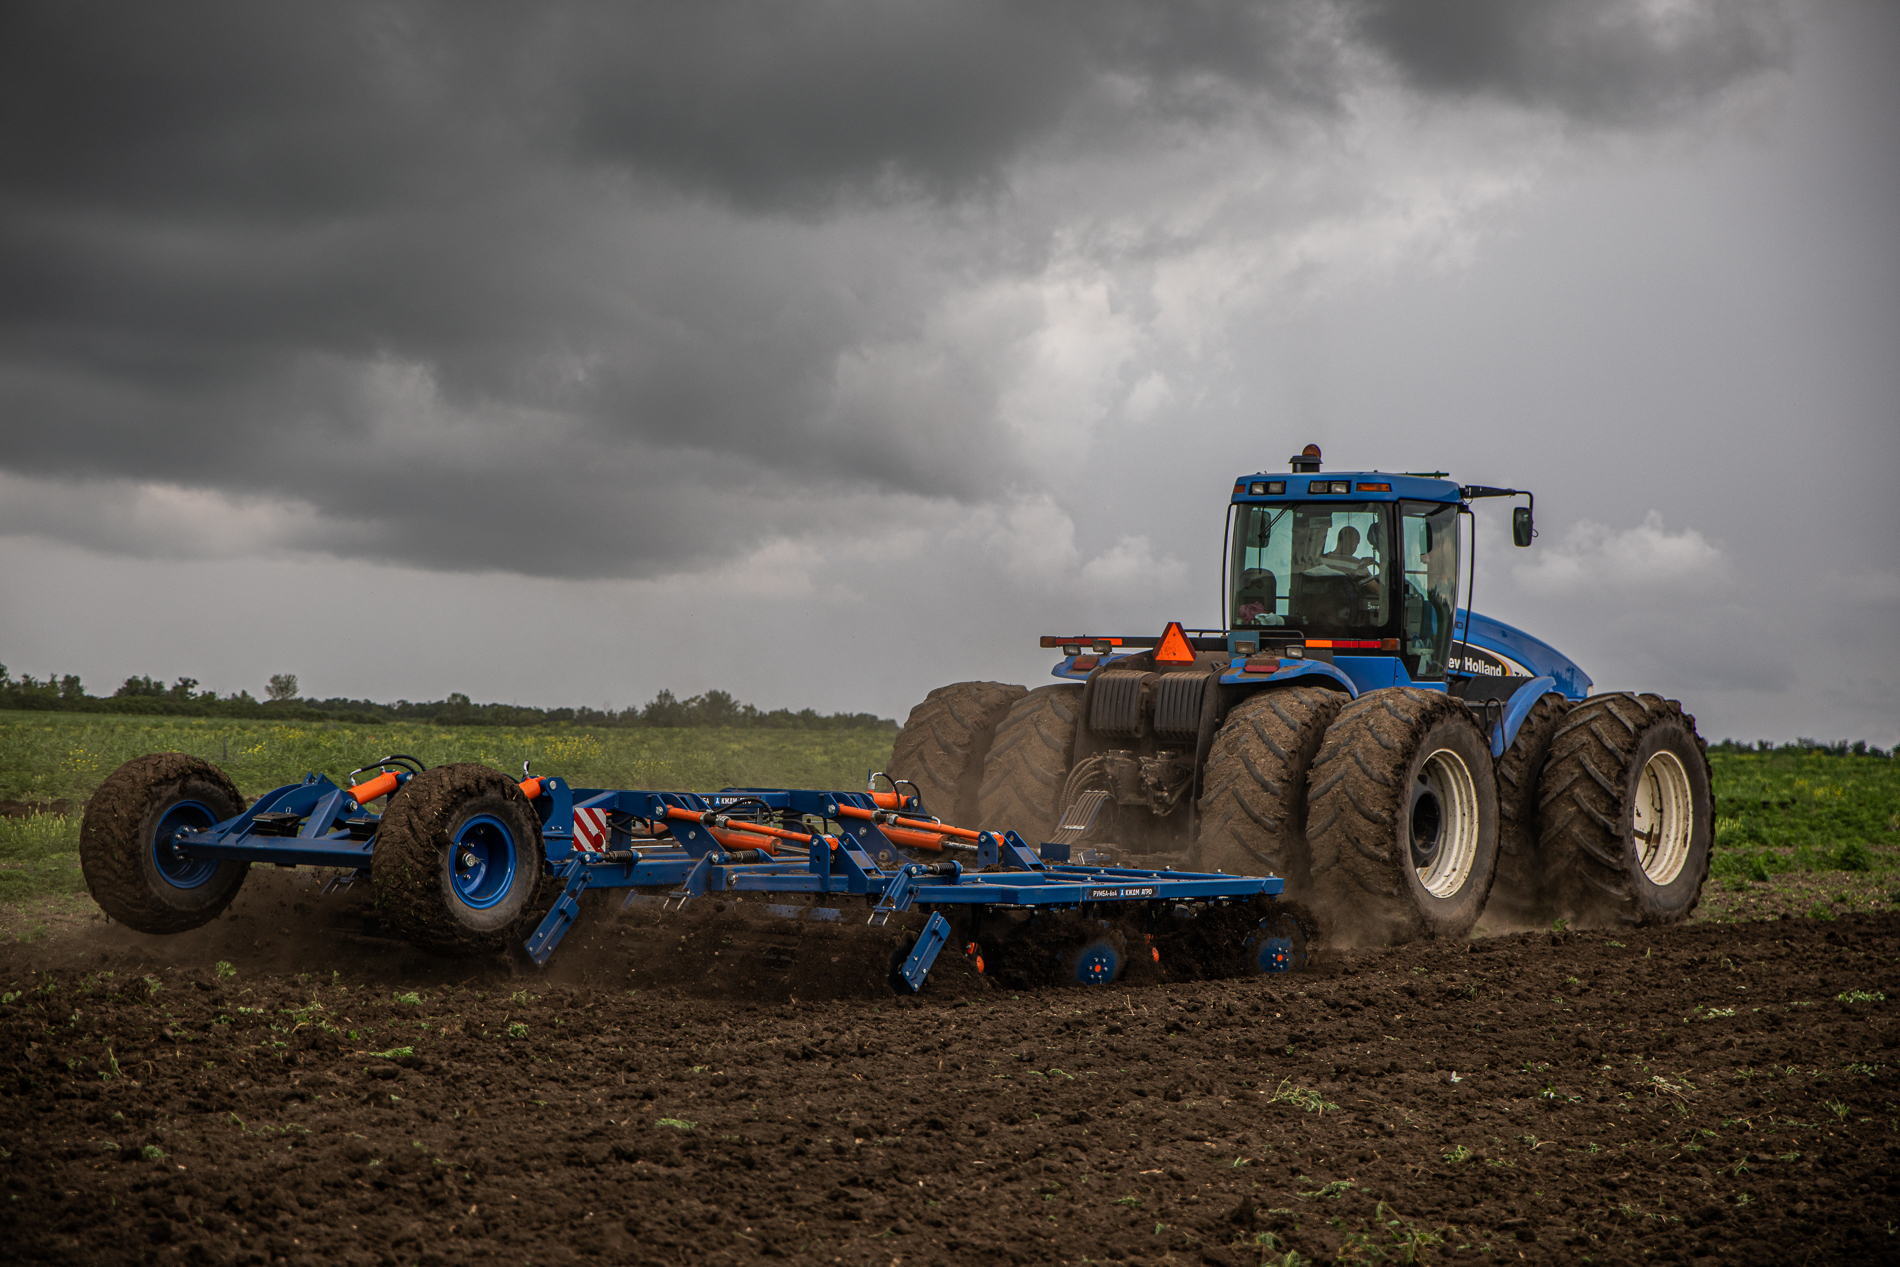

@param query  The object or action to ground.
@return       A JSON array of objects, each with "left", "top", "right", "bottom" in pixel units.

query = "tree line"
[
  {"left": 1707, "top": 738, "right": 1891, "bottom": 759},
  {"left": 0, "top": 666, "right": 896, "bottom": 731}
]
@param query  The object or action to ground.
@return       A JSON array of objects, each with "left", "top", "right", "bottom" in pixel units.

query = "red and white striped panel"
[{"left": 572, "top": 806, "right": 611, "bottom": 854}]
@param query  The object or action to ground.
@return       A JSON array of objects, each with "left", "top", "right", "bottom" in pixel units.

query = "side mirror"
[{"left": 1512, "top": 506, "right": 1534, "bottom": 547}]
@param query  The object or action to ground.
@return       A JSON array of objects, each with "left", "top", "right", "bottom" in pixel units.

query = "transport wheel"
[
  {"left": 976, "top": 684, "right": 1081, "bottom": 845},
  {"left": 1482, "top": 693, "right": 1572, "bottom": 926},
  {"left": 1194, "top": 685, "right": 1349, "bottom": 890},
  {"left": 1537, "top": 693, "right": 1711, "bottom": 927},
  {"left": 1062, "top": 929, "right": 1127, "bottom": 985},
  {"left": 888, "top": 681, "right": 1026, "bottom": 824},
  {"left": 371, "top": 763, "right": 546, "bottom": 957},
  {"left": 80, "top": 753, "right": 249, "bottom": 934},
  {"left": 1305, "top": 689, "right": 1499, "bottom": 943}
]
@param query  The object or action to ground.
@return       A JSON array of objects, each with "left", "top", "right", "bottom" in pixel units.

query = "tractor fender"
[
  {"left": 1216, "top": 659, "right": 1358, "bottom": 696},
  {"left": 1492, "top": 676, "right": 1559, "bottom": 759}
]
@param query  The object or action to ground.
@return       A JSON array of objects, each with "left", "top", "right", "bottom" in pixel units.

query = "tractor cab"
[{"left": 1226, "top": 450, "right": 1467, "bottom": 682}]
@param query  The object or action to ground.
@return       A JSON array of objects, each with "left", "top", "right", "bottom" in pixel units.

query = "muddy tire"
[
  {"left": 1483, "top": 693, "right": 1572, "bottom": 926},
  {"left": 1537, "top": 693, "right": 1711, "bottom": 927},
  {"left": 80, "top": 753, "right": 249, "bottom": 934},
  {"left": 976, "top": 684, "right": 1082, "bottom": 844},
  {"left": 888, "top": 681, "right": 1026, "bottom": 824},
  {"left": 371, "top": 763, "right": 546, "bottom": 957},
  {"left": 1305, "top": 688, "right": 1499, "bottom": 943},
  {"left": 1194, "top": 686, "right": 1349, "bottom": 888}
]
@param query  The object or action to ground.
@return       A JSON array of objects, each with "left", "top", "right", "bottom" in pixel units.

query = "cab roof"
[{"left": 1230, "top": 471, "right": 1463, "bottom": 504}]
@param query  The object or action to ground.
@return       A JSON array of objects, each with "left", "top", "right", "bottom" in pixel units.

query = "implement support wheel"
[
  {"left": 372, "top": 763, "right": 546, "bottom": 957},
  {"left": 889, "top": 681, "right": 1026, "bottom": 823},
  {"left": 80, "top": 753, "right": 249, "bottom": 934},
  {"left": 1537, "top": 693, "right": 1711, "bottom": 927},
  {"left": 1063, "top": 929, "right": 1127, "bottom": 986},
  {"left": 1242, "top": 907, "right": 1312, "bottom": 974},
  {"left": 1305, "top": 689, "right": 1499, "bottom": 943}
]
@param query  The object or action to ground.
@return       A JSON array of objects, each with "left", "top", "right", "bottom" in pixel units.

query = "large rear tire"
[
  {"left": 80, "top": 754, "right": 249, "bottom": 934},
  {"left": 371, "top": 763, "right": 547, "bottom": 957},
  {"left": 1305, "top": 689, "right": 1499, "bottom": 943},
  {"left": 1537, "top": 693, "right": 1711, "bottom": 927},
  {"left": 888, "top": 681, "right": 1026, "bottom": 824},
  {"left": 1483, "top": 692, "right": 1572, "bottom": 926},
  {"left": 1193, "top": 686, "right": 1348, "bottom": 888},
  {"left": 976, "top": 684, "right": 1081, "bottom": 844}
]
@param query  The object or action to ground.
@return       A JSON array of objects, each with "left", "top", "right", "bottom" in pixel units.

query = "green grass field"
[
  {"left": 1707, "top": 749, "right": 1900, "bottom": 880},
  {"left": 0, "top": 710, "right": 895, "bottom": 904},
  {"left": 2, "top": 711, "right": 1894, "bottom": 913}
]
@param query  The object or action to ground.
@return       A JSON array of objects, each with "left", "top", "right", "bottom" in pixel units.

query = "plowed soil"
[{"left": 3, "top": 873, "right": 1897, "bottom": 1266}]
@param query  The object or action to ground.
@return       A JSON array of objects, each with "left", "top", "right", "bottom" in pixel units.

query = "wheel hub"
[
  {"left": 151, "top": 801, "right": 221, "bottom": 890},
  {"left": 1409, "top": 781, "right": 1443, "bottom": 870},
  {"left": 1410, "top": 749, "right": 1481, "bottom": 899},
  {"left": 1633, "top": 750, "right": 1694, "bottom": 885},
  {"left": 449, "top": 815, "right": 517, "bottom": 910}
]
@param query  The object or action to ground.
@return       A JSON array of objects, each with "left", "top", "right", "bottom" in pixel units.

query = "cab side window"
[{"left": 1400, "top": 501, "right": 1459, "bottom": 678}]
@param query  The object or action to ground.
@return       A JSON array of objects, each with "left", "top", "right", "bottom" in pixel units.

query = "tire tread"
[{"left": 80, "top": 753, "right": 248, "bottom": 934}]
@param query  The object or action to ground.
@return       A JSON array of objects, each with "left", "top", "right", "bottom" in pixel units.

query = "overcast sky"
[{"left": 1, "top": 1, "right": 1895, "bottom": 745}]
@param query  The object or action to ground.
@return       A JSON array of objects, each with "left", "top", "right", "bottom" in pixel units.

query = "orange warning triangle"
[{"left": 1154, "top": 621, "right": 1196, "bottom": 664}]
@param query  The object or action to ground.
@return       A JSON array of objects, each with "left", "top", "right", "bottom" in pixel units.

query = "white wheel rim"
[
  {"left": 1411, "top": 748, "right": 1480, "bottom": 899},
  {"left": 1634, "top": 750, "right": 1694, "bottom": 886}
]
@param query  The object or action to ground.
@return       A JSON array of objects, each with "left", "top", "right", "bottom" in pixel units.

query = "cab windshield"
[
  {"left": 1230, "top": 502, "right": 1390, "bottom": 633},
  {"left": 1229, "top": 497, "right": 1460, "bottom": 680}
]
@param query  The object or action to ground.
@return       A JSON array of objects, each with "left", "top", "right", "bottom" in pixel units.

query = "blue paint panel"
[
  {"left": 1230, "top": 471, "right": 1461, "bottom": 504},
  {"left": 1455, "top": 610, "right": 1592, "bottom": 699},
  {"left": 1215, "top": 659, "right": 1358, "bottom": 695},
  {"left": 1495, "top": 676, "right": 1559, "bottom": 757}
]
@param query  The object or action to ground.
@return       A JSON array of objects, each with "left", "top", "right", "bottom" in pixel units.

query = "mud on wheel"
[
  {"left": 371, "top": 763, "right": 547, "bottom": 957},
  {"left": 888, "top": 681, "right": 1025, "bottom": 824},
  {"left": 1305, "top": 689, "right": 1499, "bottom": 943},
  {"left": 976, "top": 684, "right": 1081, "bottom": 844},
  {"left": 80, "top": 753, "right": 249, "bottom": 934},
  {"left": 1194, "top": 685, "right": 1349, "bottom": 889},
  {"left": 1536, "top": 692, "right": 1711, "bottom": 927},
  {"left": 1483, "top": 692, "right": 1572, "bottom": 926}
]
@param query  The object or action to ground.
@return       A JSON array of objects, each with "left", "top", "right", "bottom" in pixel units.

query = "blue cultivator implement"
[{"left": 77, "top": 752, "right": 1307, "bottom": 992}]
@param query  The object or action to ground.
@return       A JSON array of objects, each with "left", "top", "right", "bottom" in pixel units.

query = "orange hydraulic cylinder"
[{"left": 347, "top": 771, "right": 400, "bottom": 804}]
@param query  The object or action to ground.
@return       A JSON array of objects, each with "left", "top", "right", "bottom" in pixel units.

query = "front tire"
[
  {"left": 371, "top": 763, "right": 546, "bottom": 957},
  {"left": 1537, "top": 693, "right": 1711, "bottom": 927},
  {"left": 80, "top": 754, "right": 249, "bottom": 934},
  {"left": 1304, "top": 689, "right": 1500, "bottom": 943},
  {"left": 888, "top": 681, "right": 1025, "bottom": 824},
  {"left": 975, "top": 684, "right": 1081, "bottom": 843}
]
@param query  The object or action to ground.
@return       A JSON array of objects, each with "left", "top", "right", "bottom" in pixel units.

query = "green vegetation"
[
  {"left": 1709, "top": 752, "right": 1900, "bottom": 879},
  {"left": 0, "top": 708, "right": 895, "bottom": 905},
  {"left": 0, "top": 812, "right": 82, "bottom": 904}
]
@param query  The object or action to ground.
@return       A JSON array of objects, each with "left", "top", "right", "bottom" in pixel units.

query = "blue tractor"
[{"left": 890, "top": 445, "right": 1712, "bottom": 942}]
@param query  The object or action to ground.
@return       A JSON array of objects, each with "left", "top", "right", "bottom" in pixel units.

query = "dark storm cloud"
[
  {"left": 1355, "top": 0, "right": 1792, "bottom": 123},
  {"left": 0, "top": 1, "right": 1794, "bottom": 578}
]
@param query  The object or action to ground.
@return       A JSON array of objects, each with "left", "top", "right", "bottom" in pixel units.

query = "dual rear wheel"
[{"left": 1300, "top": 689, "right": 1499, "bottom": 942}]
